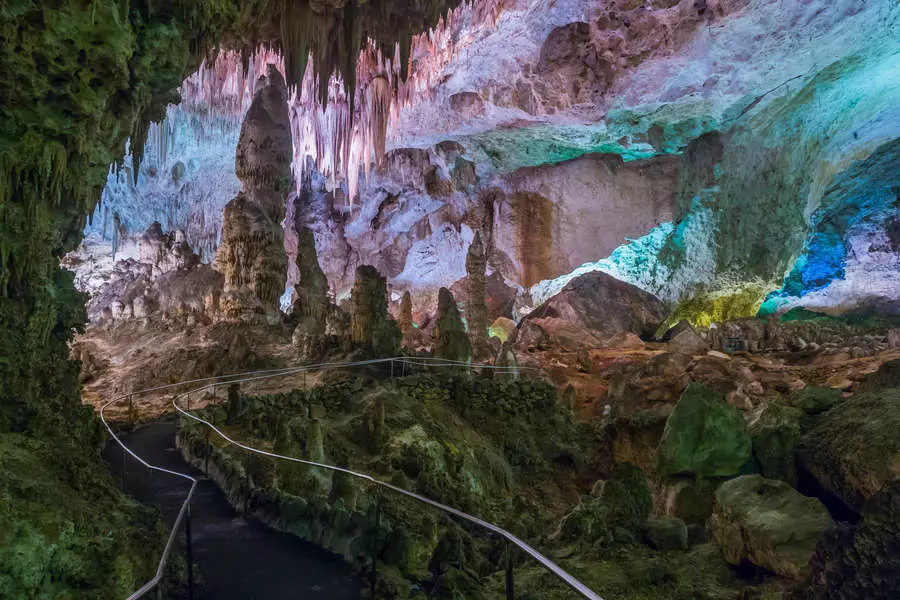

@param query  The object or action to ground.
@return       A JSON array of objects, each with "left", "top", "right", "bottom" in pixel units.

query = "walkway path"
[{"left": 109, "top": 420, "right": 364, "bottom": 600}]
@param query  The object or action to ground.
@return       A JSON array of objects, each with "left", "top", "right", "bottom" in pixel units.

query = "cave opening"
[{"left": 2, "top": 0, "right": 900, "bottom": 598}]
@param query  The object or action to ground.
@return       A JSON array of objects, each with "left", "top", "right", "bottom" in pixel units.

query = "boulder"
[
  {"left": 643, "top": 517, "right": 689, "bottom": 551},
  {"left": 517, "top": 271, "right": 667, "bottom": 351},
  {"left": 749, "top": 401, "right": 804, "bottom": 485},
  {"left": 657, "top": 383, "right": 751, "bottom": 478},
  {"left": 802, "top": 481, "right": 900, "bottom": 599},
  {"left": 790, "top": 385, "right": 843, "bottom": 416},
  {"left": 661, "top": 319, "right": 710, "bottom": 355},
  {"left": 711, "top": 475, "right": 832, "bottom": 578},
  {"left": 487, "top": 317, "right": 516, "bottom": 344},
  {"left": 797, "top": 388, "right": 900, "bottom": 513},
  {"left": 857, "top": 358, "right": 900, "bottom": 392}
]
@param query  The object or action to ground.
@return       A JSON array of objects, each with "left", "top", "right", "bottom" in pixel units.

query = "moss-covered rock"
[
  {"left": 711, "top": 475, "right": 832, "bottom": 578},
  {"left": 0, "top": 433, "right": 168, "bottom": 599},
  {"left": 799, "top": 481, "right": 900, "bottom": 600},
  {"left": 749, "top": 401, "right": 804, "bottom": 485},
  {"left": 857, "top": 358, "right": 900, "bottom": 392},
  {"left": 562, "top": 464, "right": 652, "bottom": 545},
  {"left": 670, "top": 478, "right": 719, "bottom": 527},
  {"left": 790, "top": 386, "right": 843, "bottom": 416},
  {"left": 643, "top": 517, "right": 689, "bottom": 551},
  {"left": 657, "top": 383, "right": 751, "bottom": 478},
  {"left": 797, "top": 388, "right": 900, "bottom": 513}
]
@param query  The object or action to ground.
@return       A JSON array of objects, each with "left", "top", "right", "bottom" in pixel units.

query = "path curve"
[{"left": 108, "top": 420, "right": 363, "bottom": 600}]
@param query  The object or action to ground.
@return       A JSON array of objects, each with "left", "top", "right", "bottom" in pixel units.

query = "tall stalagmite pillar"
[
  {"left": 217, "top": 65, "right": 291, "bottom": 324},
  {"left": 351, "top": 265, "right": 401, "bottom": 357},
  {"left": 465, "top": 231, "right": 490, "bottom": 359}
]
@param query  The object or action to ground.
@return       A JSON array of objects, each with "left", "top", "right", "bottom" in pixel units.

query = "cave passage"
[{"left": 105, "top": 420, "right": 364, "bottom": 600}]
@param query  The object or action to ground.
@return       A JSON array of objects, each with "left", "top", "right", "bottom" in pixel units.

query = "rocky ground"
[{"left": 73, "top": 260, "right": 900, "bottom": 599}]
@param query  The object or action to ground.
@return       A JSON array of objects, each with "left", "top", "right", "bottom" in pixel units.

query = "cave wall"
[{"left": 64, "top": 0, "right": 900, "bottom": 330}]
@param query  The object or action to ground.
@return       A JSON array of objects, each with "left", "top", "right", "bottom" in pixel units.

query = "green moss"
[
  {"left": 657, "top": 383, "right": 751, "bottom": 478},
  {"left": 508, "top": 544, "right": 746, "bottom": 600},
  {"left": 0, "top": 433, "right": 167, "bottom": 598},
  {"left": 749, "top": 401, "right": 804, "bottom": 485}
]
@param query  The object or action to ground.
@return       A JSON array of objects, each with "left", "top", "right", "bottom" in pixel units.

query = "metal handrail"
[{"left": 104, "top": 356, "right": 602, "bottom": 600}]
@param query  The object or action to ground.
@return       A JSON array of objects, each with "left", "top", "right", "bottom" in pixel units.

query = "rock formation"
[
  {"left": 350, "top": 265, "right": 401, "bottom": 357},
  {"left": 657, "top": 383, "right": 751, "bottom": 478},
  {"left": 797, "top": 387, "right": 900, "bottom": 514},
  {"left": 516, "top": 271, "right": 668, "bottom": 351},
  {"left": 464, "top": 232, "right": 490, "bottom": 359},
  {"left": 217, "top": 65, "right": 292, "bottom": 324},
  {"left": 398, "top": 291, "right": 414, "bottom": 334},
  {"left": 434, "top": 287, "right": 472, "bottom": 364},
  {"left": 292, "top": 226, "right": 329, "bottom": 333},
  {"left": 711, "top": 475, "right": 832, "bottom": 578}
]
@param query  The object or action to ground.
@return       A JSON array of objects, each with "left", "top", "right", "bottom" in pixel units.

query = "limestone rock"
[
  {"left": 487, "top": 317, "right": 516, "bottom": 344},
  {"left": 662, "top": 319, "right": 710, "bottom": 355},
  {"left": 643, "top": 517, "right": 689, "bottom": 551},
  {"left": 518, "top": 271, "right": 667, "bottom": 351},
  {"left": 888, "top": 329, "right": 900, "bottom": 349},
  {"left": 857, "top": 358, "right": 900, "bottom": 392},
  {"left": 434, "top": 287, "right": 473, "bottom": 364},
  {"left": 217, "top": 65, "right": 292, "bottom": 324},
  {"left": 711, "top": 475, "right": 832, "bottom": 578},
  {"left": 797, "top": 388, "right": 900, "bottom": 513},
  {"left": 749, "top": 401, "right": 804, "bottom": 485},
  {"left": 464, "top": 232, "right": 490, "bottom": 359},
  {"left": 801, "top": 481, "right": 900, "bottom": 599},
  {"left": 351, "top": 265, "right": 401, "bottom": 356},
  {"left": 789, "top": 385, "right": 843, "bottom": 416},
  {"left": 292, "top": 226, "right": 329, "bottom": 334},
  {"left": 657, "top": 383, "right": 751, "bottom": 478},
  {"left": 139, "top": 222, "right": 199, "bottom": 275}
]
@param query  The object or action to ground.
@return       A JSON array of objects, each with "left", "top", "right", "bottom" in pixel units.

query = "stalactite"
[{"left": 128, "top": 0, "right": 506, "bottom": 209}]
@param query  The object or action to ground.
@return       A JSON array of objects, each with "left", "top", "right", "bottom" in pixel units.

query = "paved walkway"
[{"left": 110, "top": 421, "right": 364, "bottom": 600}]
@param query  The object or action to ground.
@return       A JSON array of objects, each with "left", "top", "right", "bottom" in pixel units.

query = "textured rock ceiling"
[{"left": 81, "top": 0, "right": 900, "bottom": 324}]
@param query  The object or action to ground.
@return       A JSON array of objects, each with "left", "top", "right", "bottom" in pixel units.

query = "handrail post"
[
  {"left": 121, "top": 444, "right": 127, "bottom": 490},
  {"left": 370, "top": 485, "right": 382, "bottom": 598},
  {"left": 505, "top": 538, "right": 515, "bottom": 600},
  {"left": 186, "top": 503, "right": 194, "bottom": 600},
  {"left": 390, "top": 358, "right": 394, "bottom": 378}
]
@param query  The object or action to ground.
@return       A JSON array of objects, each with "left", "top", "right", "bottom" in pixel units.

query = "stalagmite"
[
  {"left": 217, "top": 65, "right": 292, "bottom": 324},
  {"left": 434, "top": 287, "right": 472, "bottom": 364},
  {"left": 465, "top": 231, "right": 490, "bottom": 359},
  {"left": 399, "top": 290, "right": 414, "bottom": 334},
  {"left": 293, "top": 226, "right": 329, "bottom": 333},
  {"left": 351, "top": 265, "right": 401, "bottom": 357}
]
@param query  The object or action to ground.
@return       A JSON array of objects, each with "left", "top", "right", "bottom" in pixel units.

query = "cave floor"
[{"left": 107, "top": 420, "right": 364, "bottom": 599}]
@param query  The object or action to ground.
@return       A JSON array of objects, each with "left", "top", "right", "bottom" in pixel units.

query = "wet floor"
[{"left": 108, "top": 420, "right": 364, "bottom": 600}]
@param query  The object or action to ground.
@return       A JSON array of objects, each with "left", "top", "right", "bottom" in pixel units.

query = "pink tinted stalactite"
[{"left": 172, "top": 0, "right": 504, "bottom": 206}]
